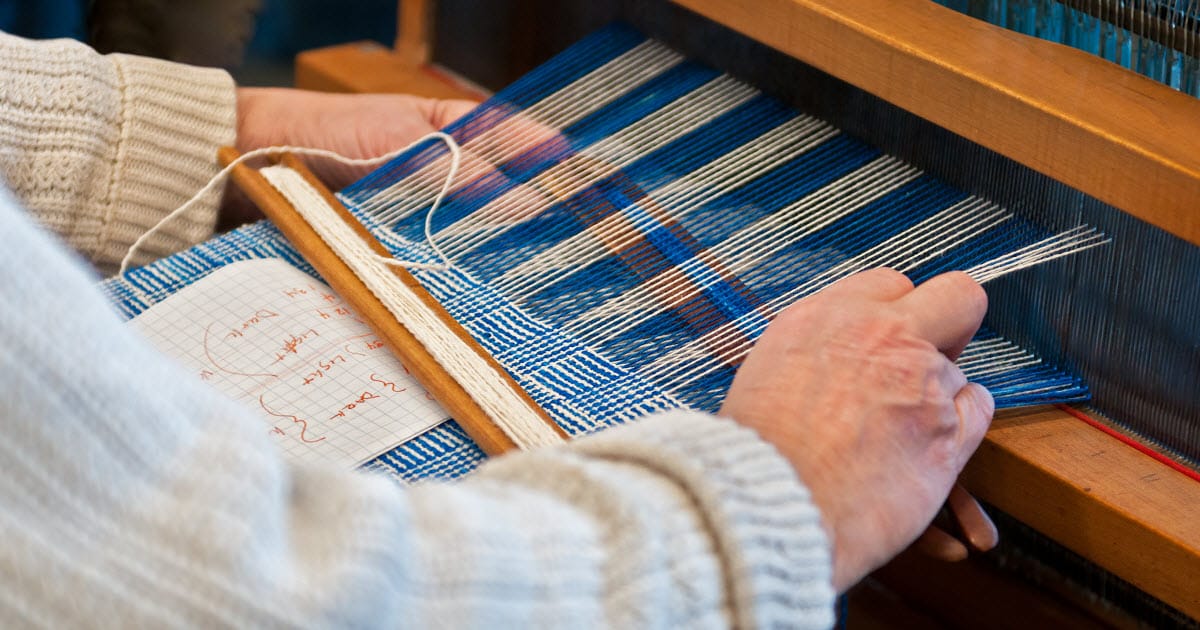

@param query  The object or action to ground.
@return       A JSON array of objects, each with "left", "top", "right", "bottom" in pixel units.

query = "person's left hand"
[{"left": 223, "top": 87, "right": 478, "bottom": 229}]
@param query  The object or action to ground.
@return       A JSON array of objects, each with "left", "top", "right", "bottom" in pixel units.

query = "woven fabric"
[{"left": 102, "top": 25, "right": 1090, "bottom": 482}]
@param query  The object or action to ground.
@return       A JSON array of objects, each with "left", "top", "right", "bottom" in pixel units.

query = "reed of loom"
[
  {"left": 294, "top": 0, "right": 1200, "bottom": 621},
  {"left": 217, "top": 148, "right": 568, "bottom": 456}
]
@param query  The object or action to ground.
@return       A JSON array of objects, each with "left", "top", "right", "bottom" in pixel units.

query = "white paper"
[{"left": 131, "top": 258, "right": 448, "bottom": 468}]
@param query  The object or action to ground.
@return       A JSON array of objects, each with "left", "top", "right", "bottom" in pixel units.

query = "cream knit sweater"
[
  {"left": 0, "top": 31, "right": 234, "bottom": 275},
  {"left": 0, "top": 32, "right": 834, "bottom": 628}
]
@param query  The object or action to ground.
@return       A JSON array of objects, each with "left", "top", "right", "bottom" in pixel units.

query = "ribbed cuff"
[
  {"left": 98, "top": 53, "right": 236, "bottom": 274},
  {"left": 571, "top": 410, "right": 835, "bottom": 628}
]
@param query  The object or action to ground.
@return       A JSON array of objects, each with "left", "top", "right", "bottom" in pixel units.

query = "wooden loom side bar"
[
  {"left": 960, "top": 406, "right": 1200, "bottom": 618},
  {"left": 671, "top": 0, "right": 1200, "bottom": 247},
  {"left": 218, "top": 148, "right": 557, "bottom": 456}
]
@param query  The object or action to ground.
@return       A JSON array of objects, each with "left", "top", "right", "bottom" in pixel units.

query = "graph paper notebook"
[{"left": 131, "top": 258, "right": 449, "bottom": 469}]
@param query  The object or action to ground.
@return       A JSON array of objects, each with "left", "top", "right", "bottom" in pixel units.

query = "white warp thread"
[{"left": 259, "top": 163, "right": 564, "bottom": 451}]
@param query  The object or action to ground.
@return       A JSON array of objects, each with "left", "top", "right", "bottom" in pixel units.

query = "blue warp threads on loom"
[{"left": 103, "top": 23, "right": 1090, "bottom": 482}]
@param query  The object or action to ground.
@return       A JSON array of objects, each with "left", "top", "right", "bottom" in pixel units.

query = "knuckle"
[
  {"left": 957, "top": 383, "right": 995, "bottom": 427},
  {"left": 946, "top": 271, "right": 988, "bottom": 315},
  {"left": 887, "top": 356, "right": 962, "bottom": 439},
  {"left": 853, "top": 310, "right": 912, "bottom": 347},
  {"left": 862, "top": 267, "right": 915, "bottom": 293}
]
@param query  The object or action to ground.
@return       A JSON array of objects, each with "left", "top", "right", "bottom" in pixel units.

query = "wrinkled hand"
[
  {"left": 224, "top": 87, "right": 478, "bottom": 228},
  {"left": 719, "top": 268, "right": 994, "bottom": 592}
]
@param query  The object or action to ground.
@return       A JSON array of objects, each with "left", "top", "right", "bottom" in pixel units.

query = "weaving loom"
[
  {"left": 104, "top": 23, "right": 1098, "bottom": 470},
  {"left": 103, "top": 0, "right": 1200, "bottom": 624}
]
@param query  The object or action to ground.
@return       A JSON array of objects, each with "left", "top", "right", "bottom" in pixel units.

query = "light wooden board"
[
  {"left": 295, "top": 42, "right": 488, "bottom": 101},
  {"left": 961, "top": 407, "right": 1200, "bottom": 618}
]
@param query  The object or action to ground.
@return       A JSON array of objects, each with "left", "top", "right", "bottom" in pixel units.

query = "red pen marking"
[
  {"left": 273, "top": 328, "right": 320, "bottom": 363},
  {"left": 329, "top": 391, "right": 381, "bottom": 420},
  {"left": 224, "top": 309, "right": 279, "bottom": 339},
  {"left": 369, "top": 373, "right": 408, "bottom": 394},
  {"left": 284, "top": 284, "right": 318, "bottom": 298},
  {"left": 301, "top": 354, "right": 347, "bottom": 385},
  {"left": 259, "top": 395, "right": 325, "bottom": 444},
  {"left": 203, "top": 323, "right": 277, "bottom": 380},
  {"left": 342, "top": 335, "right": 385, "bottom": 357},
  {"left": 315, "top": 306, "right": 354, "bottom": 320}
]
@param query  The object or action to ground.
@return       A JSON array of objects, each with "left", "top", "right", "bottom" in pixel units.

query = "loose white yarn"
[{"left": 119, "top": 133, "right": 461, "bottom": 275}]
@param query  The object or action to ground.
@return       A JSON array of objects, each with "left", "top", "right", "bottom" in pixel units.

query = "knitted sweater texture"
[
  {"left": 0, "top": 32, "right": 834, "bottom": 628},
  {"left": 0, "top": 31, "right": 234, "bottom": 275}
]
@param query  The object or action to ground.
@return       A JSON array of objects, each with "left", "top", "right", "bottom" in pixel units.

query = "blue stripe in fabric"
[{"left": 609, "top": 188, "right": 765, "bottom": 340}]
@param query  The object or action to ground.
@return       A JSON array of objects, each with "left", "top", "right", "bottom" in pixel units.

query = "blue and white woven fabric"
[{"left": 102, "top": 25, "right": 1093, "bottom": 482}]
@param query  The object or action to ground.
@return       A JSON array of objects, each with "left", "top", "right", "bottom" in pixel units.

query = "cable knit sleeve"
[
  {"left": 0, "top": 31, "right": 235, "bottom": 275},
  {"left": 0, "top": 189, "right": 834, "bottom": 627}
]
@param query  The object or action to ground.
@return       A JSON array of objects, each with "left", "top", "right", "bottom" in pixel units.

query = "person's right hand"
[{"left": 719, "top": 268, "right": 994, "bottom": 592}]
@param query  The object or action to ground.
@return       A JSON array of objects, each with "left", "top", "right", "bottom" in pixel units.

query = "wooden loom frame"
[{"left": 290, "top": 0, "right": 1200, "bottom": 618}]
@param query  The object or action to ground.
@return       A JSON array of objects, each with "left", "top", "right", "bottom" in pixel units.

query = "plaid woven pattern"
[{"left": 103, "top": 24, "right": 1090, "bottom": 482}]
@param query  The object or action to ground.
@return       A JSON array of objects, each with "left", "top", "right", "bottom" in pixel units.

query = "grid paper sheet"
[{"left": 131, "top": 258, "right": 449, "bottom": 468}]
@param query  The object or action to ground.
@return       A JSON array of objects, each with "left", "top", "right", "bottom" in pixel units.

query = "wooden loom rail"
[
  {"left": 294, "top": 0, "right": 485, "bottom": 101},
  {"left": 295, "top": 41, "right": 488, "bottom": 100},
  {"left": 672, "top": 0, "right": 1200, "bottom": 247},
  {"left": 961, "top": 407, "right": 1200, "bottom": 618},
  {"left": 668, "top": 0, "right": 1200, "bottom": 617},
  {"left": 217, "top": 148, "right": 567, "bottom": 456}
]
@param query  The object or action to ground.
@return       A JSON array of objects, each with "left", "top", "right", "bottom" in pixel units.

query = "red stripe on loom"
[{"left": 1055, "top": 404, "right": 1200, "bottom": 484}]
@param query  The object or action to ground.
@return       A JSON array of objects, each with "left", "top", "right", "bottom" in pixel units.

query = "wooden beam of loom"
[
  {"left": 294, "top": 0, "right": 486, "bottom": 102},
  {"left": 964, "top": 407, "right": 1200, "bottom": 617},
  {"left": 295, "top": 41, "right": 488, "bottom": 100},
  {"left": 671, "top": 0, "right": 1200, "bottom": 247},
  {"left": 216, "top": 148, "right": 566, "bottom": 456}
]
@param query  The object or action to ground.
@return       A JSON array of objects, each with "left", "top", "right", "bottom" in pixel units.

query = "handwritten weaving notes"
[{"left": 130, "top": 258, "right": 448, "bottom": 468}]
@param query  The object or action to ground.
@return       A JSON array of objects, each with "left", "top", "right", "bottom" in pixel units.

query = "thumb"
[{"left": 428, "top": 98, "right": 481, "bottom": 129}]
